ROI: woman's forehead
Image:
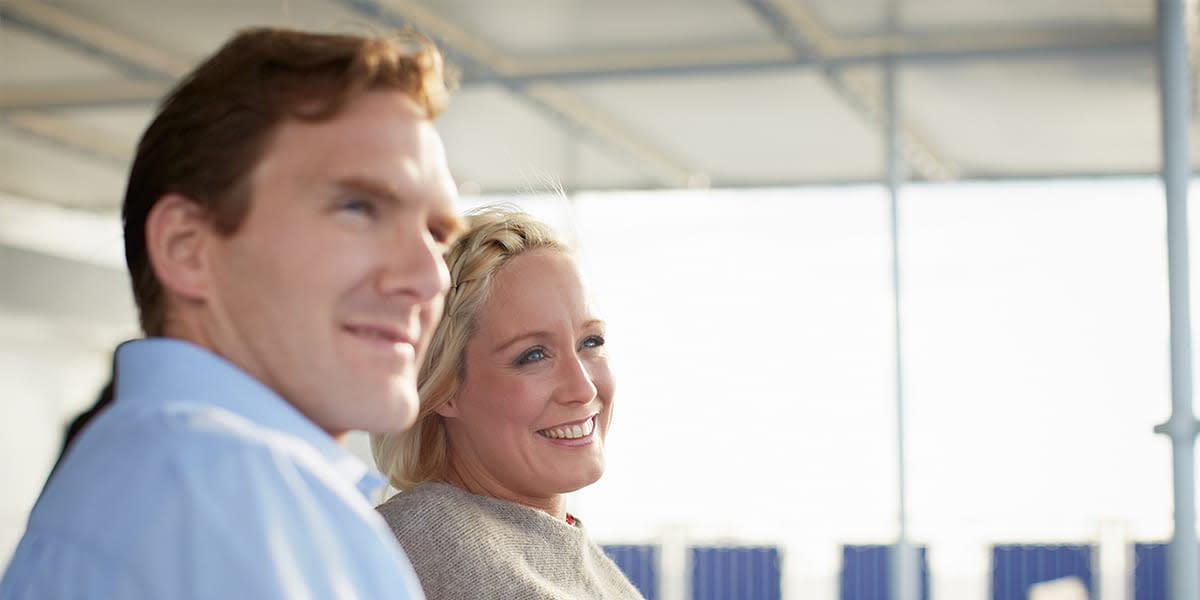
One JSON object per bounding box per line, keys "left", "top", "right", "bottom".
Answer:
{"left": 474, "top": 251, "right": 597, "bottom": 342}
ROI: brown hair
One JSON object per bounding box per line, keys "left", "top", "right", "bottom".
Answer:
{"left": 123, "top": 27, "right": 449, "bottom": 335}
{"left": 372, "top": 207, "right": 568, "bottom": 489}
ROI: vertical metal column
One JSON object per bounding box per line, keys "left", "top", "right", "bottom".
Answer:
{"left": 1153, "top": 2, "right": 1200, "bottom": 600}
{"left": 885, "top": 54, "right": 919, "bottom": 600}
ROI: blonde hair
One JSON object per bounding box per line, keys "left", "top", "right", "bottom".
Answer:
{"left": 372, "top": 207, "right": 568, "bottom": 489}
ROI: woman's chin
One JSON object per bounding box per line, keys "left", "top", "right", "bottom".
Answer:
{"left": 550, "top": 463, "right": 605, "bottom": 494}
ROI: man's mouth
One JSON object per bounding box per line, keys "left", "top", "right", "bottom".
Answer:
{"left": 343, "top": 324, "right": 413, "bottom": 345}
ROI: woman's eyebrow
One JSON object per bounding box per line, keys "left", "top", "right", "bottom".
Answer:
{"left": 493, "top": 331, "right": 551, "bottom": 353}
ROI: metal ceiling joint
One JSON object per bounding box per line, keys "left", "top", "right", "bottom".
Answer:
{"left": 740, "top": 0, "right": 960, "bottom": 181}
{"left": 336, "top": 0, "right": 696, "bottom": 189}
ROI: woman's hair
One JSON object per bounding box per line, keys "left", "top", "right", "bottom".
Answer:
{"left": 372, "top": 206, "right": 568, "bottom": 489}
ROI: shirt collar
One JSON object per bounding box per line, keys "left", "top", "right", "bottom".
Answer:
{"left": 113, "top": 337, "right": 385, "bottom": 501}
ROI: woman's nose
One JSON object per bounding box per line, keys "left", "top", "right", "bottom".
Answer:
{"left": 555, "top": 356, "right": 598, "bottom": 406}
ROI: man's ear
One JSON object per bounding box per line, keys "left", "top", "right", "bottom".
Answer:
{"left": 144, "top": 193, "right": 215, "bottom": 302}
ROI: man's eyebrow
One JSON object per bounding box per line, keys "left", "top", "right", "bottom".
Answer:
{"left": 333, "top": 176, "right": 403, "bottom": 203}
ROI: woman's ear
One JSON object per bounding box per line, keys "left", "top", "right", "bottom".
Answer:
{"left": 434, "top": 395, "right": 460, "bottom": 419}
{"left": 144, "top": 193, "right": 214, "bottom": 302}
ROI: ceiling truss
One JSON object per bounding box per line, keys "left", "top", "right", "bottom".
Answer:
{"left": 0, "top": 0, "right": 1160, "bottom": 199}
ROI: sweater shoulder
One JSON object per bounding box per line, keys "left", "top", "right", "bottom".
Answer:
{"left": 375, "top": 483, "right": 533, "bottom": 598}
{"left": 378, "top": 482, "right": 482, "bottom": 538}
{"left": 375, "top": 483, "right": 645, "bottom": 599}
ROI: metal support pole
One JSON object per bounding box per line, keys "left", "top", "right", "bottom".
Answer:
{"left": 1153, "top": 2, "right": 1200, "bottom": 600}
{"left": 885, "top": 55, "right": 919, "bottom": 600}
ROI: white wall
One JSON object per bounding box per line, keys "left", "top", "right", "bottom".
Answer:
{"left": 0, "top": 312, "right": 134, "bottom": 566}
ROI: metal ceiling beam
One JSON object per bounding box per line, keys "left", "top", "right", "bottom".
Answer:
{"left": 502, "top": 29, "right": 1152, "bottom": 84}
{"left": 845, "top": 25, "right": 1152, "bottom": 60}
{"left": 521, "top": 83, "right": 695, "bottom": 188}
{"left": 0, "top": 31, "right": 1154, "bottom": 111}
{"left": 459, "top": 170, "right": 1171, "bottom": 197}
{"left": 1, "top": 0, "right": 696, "bottom": 188}
{"left": 2, "top": 111, "right": 132, "bottom": 165}
{"left": 0, "top": 23, "right": 1153, "bottom": 110}
{"left": 0, "top": 0, "right": 1161, "bottom": 189}
{"left": 0, "top": 0, "right": 182, "bottom": 173}
{"left": 741, "top": 0, "right": 959, "bottom": 181}
{"left": 334, "top": 0, "right": 696, "bottom": 189}
{"left": 0, "top": 0, "right": 190, "bottom": 80}
{"left": 0, "top": 81, "right": 166, "bottom": 110}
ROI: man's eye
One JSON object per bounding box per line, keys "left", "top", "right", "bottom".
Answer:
{"left": 339, "top": 197, "right": 377, "bottom": 217}
{"left": 516, "top": 348, "right": 547, "bottom": 365}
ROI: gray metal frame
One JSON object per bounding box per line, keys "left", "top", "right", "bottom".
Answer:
{"left": 1154, "top": 2, "right": 1199, "bottom": 600}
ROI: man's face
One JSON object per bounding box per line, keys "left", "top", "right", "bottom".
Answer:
{"left": 203, "top": 91, "right": 460, "bottom": 437}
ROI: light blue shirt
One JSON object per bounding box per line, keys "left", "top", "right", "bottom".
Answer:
{"left": 0, "top": 338, "right": 424, "bottom": 599}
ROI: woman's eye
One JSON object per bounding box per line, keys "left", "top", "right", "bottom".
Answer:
{"left": 516, "top": 348, "right": 547, "bottom": 365}
{"left": 581, "top": 335, "right": 605, "bottom": 349}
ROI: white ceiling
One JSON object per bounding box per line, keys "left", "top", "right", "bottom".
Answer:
{"left": 0, "top": 0, "right": 1188, "bottom": 325}
{"left": 1, "top": 1, "right": 1181, "bottom": 203}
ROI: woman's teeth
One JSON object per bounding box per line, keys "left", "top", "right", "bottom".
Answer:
{"left": 539, "top": 417, "right": 595, "bottom": 440}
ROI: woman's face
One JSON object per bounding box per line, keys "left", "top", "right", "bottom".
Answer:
{"left": 437, "top": 249, "right": 614, "bottom": 505}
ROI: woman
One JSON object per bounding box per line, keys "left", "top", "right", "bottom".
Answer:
{"left": 372, "top": 207, "right": 643, "bottom": 599}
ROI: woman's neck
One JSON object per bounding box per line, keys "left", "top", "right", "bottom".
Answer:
{"left": 442, "top": 463, "right": 567, "bottom": 521}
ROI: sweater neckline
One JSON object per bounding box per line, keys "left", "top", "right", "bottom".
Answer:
{"left": 424, "top": 481, "right": 585, "bottom": 529}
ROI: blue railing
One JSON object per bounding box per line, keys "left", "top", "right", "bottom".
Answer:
{"left": 991, "top": 544, "right": 1093, "bottom": 600}
{"left": 603, "top": 544, "right": 659, "bottom": 600}
{"left": 840, "top": 544, "right": 930, "bottom": 600}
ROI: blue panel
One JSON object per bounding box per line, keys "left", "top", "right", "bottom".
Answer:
{"left": 1133, "top": 543, "right": 1167, "bottom": 600}
{"left": 839, "top": 545, "right": 931, "bottom": 600}
{"left": 991, "top": 544, "right": 1094, "bottom": 600}
{"left": 690, "top": 546, "right": 782, "bottom": 600}
{"left": 1134, "top": 541, "right": 1200, "bottom": 600}
{"left": 603, "top": 544, "right": 659, "bottom": 600}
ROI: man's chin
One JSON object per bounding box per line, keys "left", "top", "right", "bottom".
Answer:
{"left": 371, "top": 388, "right": 420, "bottom": 434}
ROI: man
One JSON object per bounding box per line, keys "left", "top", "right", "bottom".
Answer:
{"left": 1, "top": 27, "right": 462, "bottom": 598}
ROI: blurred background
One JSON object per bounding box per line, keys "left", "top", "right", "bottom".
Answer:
{"left": 1, "top": 1, "right": 1197, "bottom": 599}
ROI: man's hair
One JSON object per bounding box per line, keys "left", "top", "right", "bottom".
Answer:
{"left": 372, "top": 207, "right": 568, "bottom": 490}
{"left": 123, "top": 27, "right": 449, "bottom": 335}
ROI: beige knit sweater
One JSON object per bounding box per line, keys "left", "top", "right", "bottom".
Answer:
{"left": 377, "top": 482, "right": 645, "bottom": 600}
